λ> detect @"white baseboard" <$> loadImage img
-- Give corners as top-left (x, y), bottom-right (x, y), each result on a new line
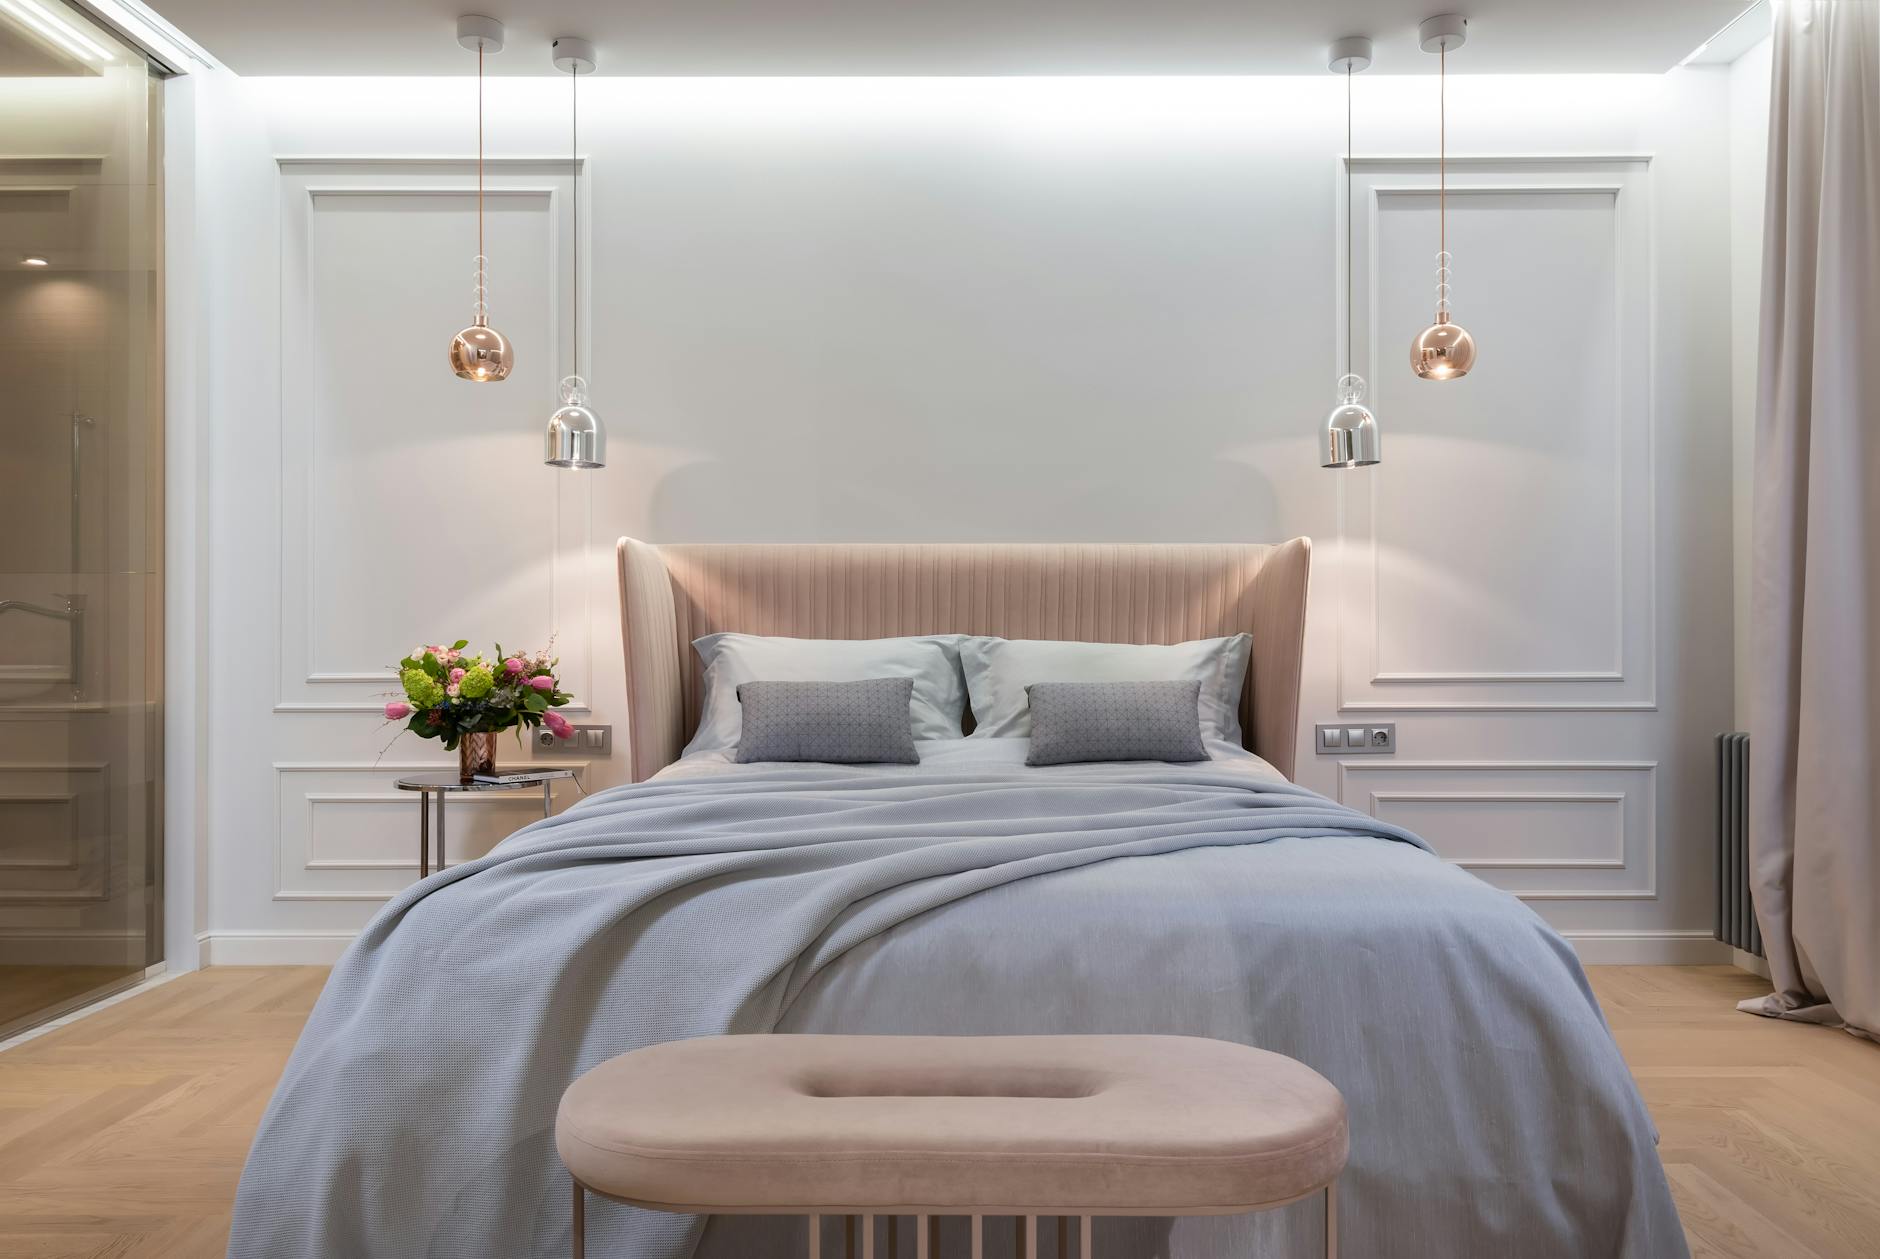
top-left (200, 928), bottom-right (1733, 968)
top-left (197, 930), bottom-right (357, 966)
top-left (1731, 947), bottom-right (1771, 978)
top-left (1564, 930), bottom-right (1732, 965)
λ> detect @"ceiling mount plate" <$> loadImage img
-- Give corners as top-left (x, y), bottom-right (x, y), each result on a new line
top-left (552, 36), bottom-right (597, 74)
top-left (456, 15), bottom-right (504, 53)
top-left (1328, 36), bottom-right (1373, 73)
top-left (1418, 13), bottom-right (1469, 53)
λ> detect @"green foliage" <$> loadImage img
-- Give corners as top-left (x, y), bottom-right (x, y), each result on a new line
top-left (384, 640), bottom-right (577, 747)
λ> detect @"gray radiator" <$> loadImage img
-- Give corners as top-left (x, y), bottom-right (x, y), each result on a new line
top-left (1716, 732), bottom-right (1763, 956)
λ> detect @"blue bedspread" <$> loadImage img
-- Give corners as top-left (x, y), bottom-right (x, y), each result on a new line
top-left (227, 766), bottom-right (1686, 1259)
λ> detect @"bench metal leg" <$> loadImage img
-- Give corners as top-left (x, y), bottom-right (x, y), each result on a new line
top-left (1325, 1181), bottom-right (1338, 1259)
top-left (570, 1177), bottom-right (584, 1259)
top-left (809, 1214), bottom-right (821, 1259)
top-left (1080, 1216), bottom-right (1092, 1259)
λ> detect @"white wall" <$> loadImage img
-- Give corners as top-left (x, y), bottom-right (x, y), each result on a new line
top-left (1729, 39), bottom-right (1772, 731)
top-left (172, 69), bottom-right (1740, 964)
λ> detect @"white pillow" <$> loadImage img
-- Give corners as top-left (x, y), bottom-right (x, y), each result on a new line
top-left (684, 634), bottom-right (969, 757)
top-left (960, 635), bottom-right (1252, 743)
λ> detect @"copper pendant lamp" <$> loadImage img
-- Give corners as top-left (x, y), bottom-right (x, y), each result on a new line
top-left (544, 36), bottom-right (604, 468)
top-left (1323, 36), bottom-right (1379, 469)
top-left (1410, 13), bottom-right (1476, 382)
top-left (449, 15), bottom-right (514, 383)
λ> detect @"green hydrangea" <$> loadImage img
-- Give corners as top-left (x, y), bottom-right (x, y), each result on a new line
top-left (401, 667), bottom-right (445, 708)
top-left (458, 664), bottom-right (495, 699)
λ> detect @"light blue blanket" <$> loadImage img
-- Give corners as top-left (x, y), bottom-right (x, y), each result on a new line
top-left (228, 766), bottom-right (1686, 1259)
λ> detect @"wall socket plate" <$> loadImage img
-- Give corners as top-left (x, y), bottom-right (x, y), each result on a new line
top-left (535, 723), bottom-right (611, 754)
top-left (1314, 722), bottom-right (1396, 755)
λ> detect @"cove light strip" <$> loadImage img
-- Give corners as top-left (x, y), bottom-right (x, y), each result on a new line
top-left (0, 0), bottom-right (115, 62)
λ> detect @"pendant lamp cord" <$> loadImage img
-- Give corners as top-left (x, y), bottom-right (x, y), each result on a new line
top-left (1437, 43), bottom-right (1448, 322)
top-left (571, 62), bottom-right (579, 382)
top-left (477, 45), bottom-right (484, 294)
top-left (1345, 63), bottom-right (1352, 382)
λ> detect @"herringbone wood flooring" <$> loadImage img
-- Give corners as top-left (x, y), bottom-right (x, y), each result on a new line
top-left (0, 965), bottom-right (1873, 1258)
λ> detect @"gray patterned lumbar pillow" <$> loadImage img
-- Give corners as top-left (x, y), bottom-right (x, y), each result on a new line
top-left (1024, 679), bottom-right (1209, 766)
top-left (734, 678), bottom-right (920, 764)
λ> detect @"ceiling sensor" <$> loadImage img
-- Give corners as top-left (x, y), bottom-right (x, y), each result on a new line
top-left (1418, 13), bottom-right (1468, 53)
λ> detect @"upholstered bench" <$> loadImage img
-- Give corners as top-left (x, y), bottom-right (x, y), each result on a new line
top-left (556, 1034), bottom-right (1347, 1257)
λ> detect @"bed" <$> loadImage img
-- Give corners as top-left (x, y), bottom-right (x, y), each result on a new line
top-left (227, 539), bottom-right (1686, 1259)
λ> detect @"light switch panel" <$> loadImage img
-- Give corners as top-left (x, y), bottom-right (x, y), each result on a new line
top-left (534, 723), bottom-right (611, 754)
top-left (1313, 722), bottom-right (1397, 755)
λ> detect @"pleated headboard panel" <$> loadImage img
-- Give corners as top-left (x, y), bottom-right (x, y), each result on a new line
top-left (616, 539), bottom-right (1312, 782)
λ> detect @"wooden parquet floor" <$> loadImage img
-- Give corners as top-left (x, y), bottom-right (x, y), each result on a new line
top-left (0, 964), bottom-right (1873, 1258)
top-left (0, 967), bottom-right (325, 1258)
top-left (1593, 966), bottom-right (1880, 1259)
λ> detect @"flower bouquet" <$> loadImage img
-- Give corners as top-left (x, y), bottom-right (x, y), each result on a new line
top-left (383, 640), bottom-right (577, 781)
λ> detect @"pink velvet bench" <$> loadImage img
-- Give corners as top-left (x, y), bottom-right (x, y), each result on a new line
top-left (555, 1034), bottom-right (1348, 1258)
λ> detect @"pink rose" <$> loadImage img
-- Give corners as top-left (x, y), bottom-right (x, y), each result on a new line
top-left (529, 675), bottom-right (555, 692)
top-left (384, 701), bottom-right (411, 720)
top-left (543, 710), bottom-right (574, 739)
top-left (503, 657), bottom-right (526, 675)
top-left (449, 667), bottom-right (465, 684)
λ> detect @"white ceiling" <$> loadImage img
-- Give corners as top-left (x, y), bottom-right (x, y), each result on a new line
top-left (143, 0), bottom-right (1759, 77)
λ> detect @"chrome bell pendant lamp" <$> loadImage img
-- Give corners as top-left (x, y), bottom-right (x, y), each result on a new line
top-left (1410, 13), bottom-right (1476, 381)
top-left (449, 15), bottom-right (514, 383)
top-left (1322, 36), bottom-right (1380, 469)
top-left (544, 36), bottom-right (604, 468)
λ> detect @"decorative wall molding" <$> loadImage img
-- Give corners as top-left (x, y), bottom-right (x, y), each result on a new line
top-left (271, 759), bottom-right (590, 902)
top-left (272, 157), bottom-right (595, 716)
top-left (0, 761), bottom-right (109, 903)
top-left (1333, 154), bottom-right (1656, 713)
top-left (1337, 759), bottom-right (1657, 901)
top-left (1361, 790), bottom-right (1627, 868)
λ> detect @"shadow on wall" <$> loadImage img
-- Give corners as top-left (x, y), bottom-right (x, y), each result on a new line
top-left (640, 452), bottom-right (1284, 543)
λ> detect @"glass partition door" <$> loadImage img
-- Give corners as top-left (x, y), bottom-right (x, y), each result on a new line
top-left (0, 0), bottom-right (163, 1039)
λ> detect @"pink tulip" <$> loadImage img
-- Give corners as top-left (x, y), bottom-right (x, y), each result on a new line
top-left (543, 711), bottom-right (574, 739)
top-left (503, 657), bottom-right (526, 675)
top-left (384, 701), bottom-right (411, 720)
top-left (529, 675), bottom-right (555, 692)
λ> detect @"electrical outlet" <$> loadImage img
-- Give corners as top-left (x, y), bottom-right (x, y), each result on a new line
top-left (535, 724), bottom-right (611, 754)
top-left (1314, 722), bottom-right (1396, 755)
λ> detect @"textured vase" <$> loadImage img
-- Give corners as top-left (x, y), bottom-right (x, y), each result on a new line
top-left (458, 732), bottom-right (497, 782)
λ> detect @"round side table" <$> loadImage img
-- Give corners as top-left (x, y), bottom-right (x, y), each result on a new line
top-left (394, 769), bottom-right (580, 878)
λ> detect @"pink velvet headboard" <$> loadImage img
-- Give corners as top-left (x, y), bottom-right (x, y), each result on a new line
top-left (616, 539), bottom-right (1312, 783)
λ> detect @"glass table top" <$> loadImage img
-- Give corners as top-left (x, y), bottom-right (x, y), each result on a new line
top-left (393, 769), bottom-right (580, 792)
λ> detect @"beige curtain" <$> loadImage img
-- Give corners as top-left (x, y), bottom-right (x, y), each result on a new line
top-left (1743, 0), bottom-right (1880, 1039)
